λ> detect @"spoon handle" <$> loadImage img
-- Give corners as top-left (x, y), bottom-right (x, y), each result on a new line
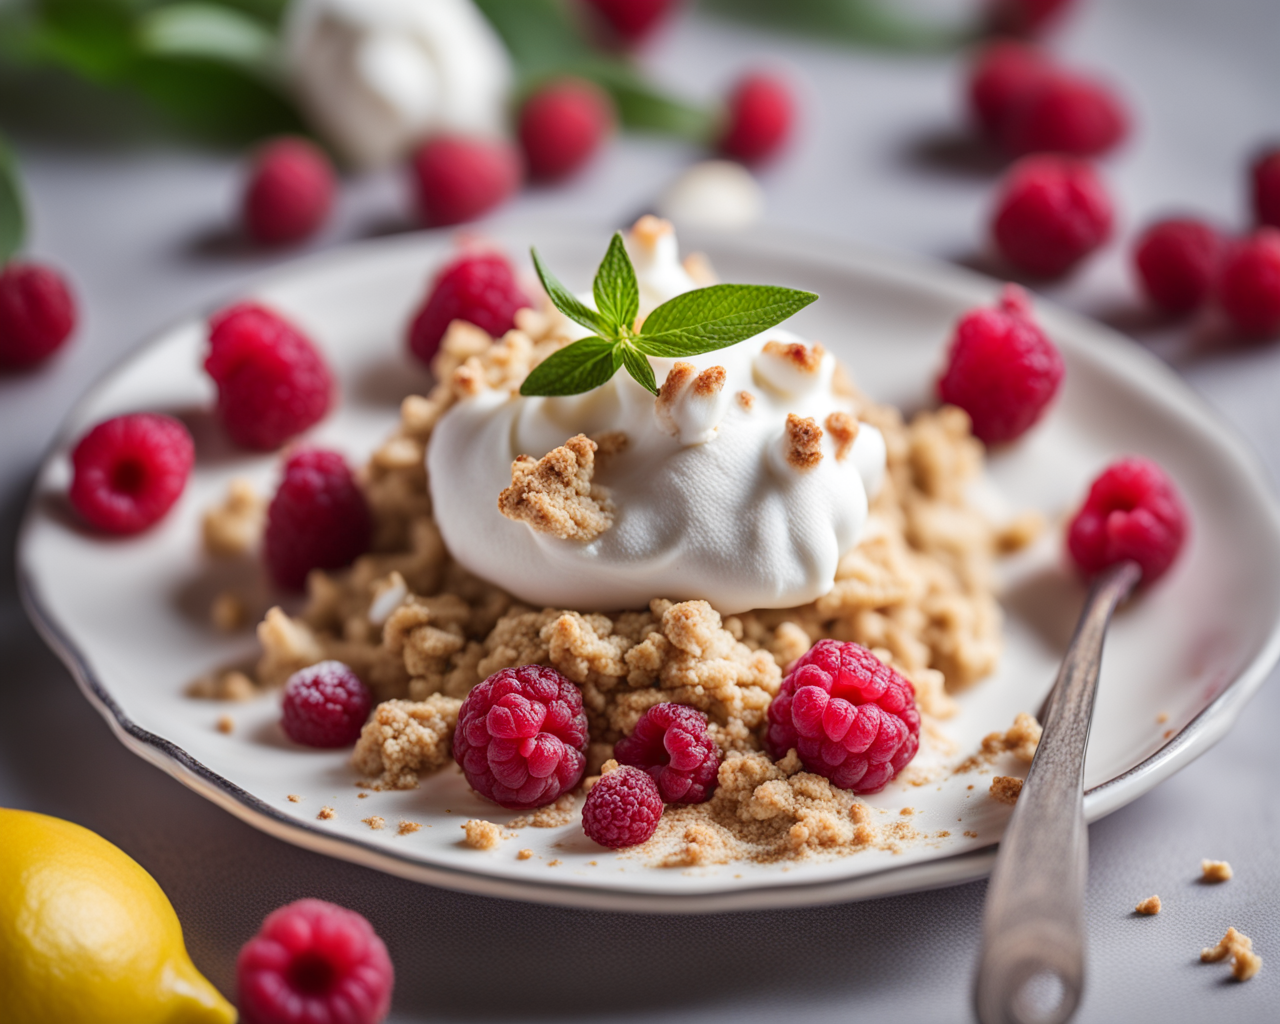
top-left (974, 559), bottom-right (1141, 1024)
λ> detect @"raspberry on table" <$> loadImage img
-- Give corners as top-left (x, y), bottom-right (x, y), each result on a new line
top-left (243, 137), bottom-right (336, 246)
top-left (584, 0), bottom-right (675, 45)
top-left (765, 639), bottom-right (921, 795)
top-left (1066, 457), bottom-right (1188, 584)
top-left (263, 448), bottom-right (372, 591)
top-left (518, 77), bottom-right (613, 181)
top-left (613, 703), bottom-right (720, 803)
top-left (999, 71), bottom-right (1128, 158)
top-left (1133, 218), bottom-right (1224, 315)
top-left (992, 155), bottom-right (1113, 277)
top-left (281, 661), bottom-right (372, 748)
top-left (453, 665), bottom-right (588, 809)
top-left (1251, 149), bottom-right (1280, 229)
top-left (581, 765), bottom-right (664, 849)
top-left (1218, 228), bottom-right (1280, 338)
top-left (411, 136), bottom-right (522, 227)
top-left (69, 413), bottom-right (195, 534)
top-left (968, 41), bottom-right (1054, 142)
top-left (0, 262), bottom-right (76, 369)
top-left (407, 251), bottom-right (530, 366)
top-left (719, 73), bottom-right (794, 165)
top-left (205, 302), bottom-right (333, 451)
top-left (937, 284), bottom-right (1064, 445)
top-left (237, 898), bottom-right (393, 1024)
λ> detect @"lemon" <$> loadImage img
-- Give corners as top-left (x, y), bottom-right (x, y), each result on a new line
top-left (0, 807), bottom-right (237, 1024)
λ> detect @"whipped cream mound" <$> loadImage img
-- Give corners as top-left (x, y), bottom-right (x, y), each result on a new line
top-left (427, 221), bottom-right (886, 615)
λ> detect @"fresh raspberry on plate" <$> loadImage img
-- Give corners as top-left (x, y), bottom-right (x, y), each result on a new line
top-left (1218, 228), bottom-right (1280, 337)
top-left (243, 137), bottom-right (336, 246)
top-left (999, 71), bottom-right (1128, 158)
top-left (411, 136), bottom-right (522, 227)
top-left (263, 449), bottom-right (372, 591)
top-left (1133, 218), bottom-right (1224, 315)
top-left (937, 284), bottom-right (1064, 445)
top-left (1066, 457), bottom-right (1188, 584)
top-left (992, 155), bottom-right (1113, 277)
top-left (765, 639), bottom-right (920, 794)
top-left (0, 262), bottom-right (76, 369)
top-left (614, 703), bottom-right (720, 803)
top-left (281, 661), bottom-right (372, 748)
top-left (205, 302), bottom-right (333, 451)
top-left (407, 251), bottom-right (530, 366)
top-left (581, 765), bottom-right (664, 848)
top-left (453, 665), bottom-right (588, 809)
top-left (719, 73), bottom-right (794, 164)
top-left (584, 0), bottom-right (675, 45)
top-left (237, 898), bottom-right (393, 1024)
top-left (68, 413), bottom-right (195, 534)
top-left (1251, 148), bottom-right (1280, 228)
top-left (518, 77), bottom-right (613, 181)
top-left (968, 41), bottom-right (1054, 141)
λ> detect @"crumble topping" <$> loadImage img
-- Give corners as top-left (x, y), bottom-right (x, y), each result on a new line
top-left (462, 819), bottom-right (506, 849)
top-left (737, 390), bottom-right (755, 411)
top-left (989, 776), bottom-right (1023, 804)
top-left (784, 413), bottom-right (823, 470)
top-left (1135, 895), bottom-right (1161, 915)
top-left (1201, 926), bottom-right (1262, 981)
top-left (498, 433), bottom-right (614, 542)
top-left (350, 694), bottom-right (462, 790)
top-left (210, 592), bottom-right (249, 632)
top-left (958, 712), bottom-right (1042, 771)
top-left (825, 411), bottom-right (859, 461)
top-left (186, 669), bottom-right (258, 701)
top-left (1201, 859), bottom-right (1233, 883)
top-left (202, 477), bottom-right (265, 557)
top-left (763, 338), bottom-right (825, 373)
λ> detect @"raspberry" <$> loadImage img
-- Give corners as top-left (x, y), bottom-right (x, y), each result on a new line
top-left (718, 73), bottom-right (794, 165)
top-left (281, 661), bottom-right (372, 748)
top-left (584, 0), bottom-right (674, 45)
top-left (518, 78), bottom-right (613, 181)
top-left (243, 137), bottom-right (335, 246)
top-left (68, 413), bottom-right (195, 534)
top-left (992, 155), bottom-right (1113, 277)
top-left (613, 703), bottom-right (720, 803)
top-left (0, 262), bottom-right (76, 369)
top-left (1066, 457), bottom-right (1188, 584)
top-left (237, 898), bottom-right (393, 1024)
top-left (263, 449), bottom-right (372, 591)
top-left (999, 72), bottom-right (1128, 158)
top-left (1253, 149), bottom-right (1280, 229)
top-left (937, 284), bottom-right (1064, 445)
top-left (581, 765), bottom-right (664, 849)
top-left (968, 41), bottom-right (1053, 141)
top-left (411, 136), bottom-right (522, 227)
top-left (765, 640), bottom-right (920, 794)
top-left (205, 303), bottom-right (333, 451)
top-left (453, 665), bottom-right (588, 809)
top-left (987, 0), bottom-right (1075, 36)
top-left (407, 252), bottom-right (530, 366)
top-left (1219, 229), bottom-right (1280, 338)
top-left (1133, 218), bottom-right (1224, 315)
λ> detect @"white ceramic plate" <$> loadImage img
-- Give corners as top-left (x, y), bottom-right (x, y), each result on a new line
top-left (20, 222), bottom-right (1280, 913)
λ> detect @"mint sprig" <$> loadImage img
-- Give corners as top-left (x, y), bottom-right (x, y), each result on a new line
top-left (520, 234), bottom-right (818, 398)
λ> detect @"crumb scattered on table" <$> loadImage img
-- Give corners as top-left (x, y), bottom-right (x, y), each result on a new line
top-left (989, 776), bottom-right (1023, 805)
top-left (1135, 895), bottom-right (1161, 915)
top-left (1201, 926), bottom-right (1262, 981)
top-left (317, 806), bottom-right (335, 820)
top-left (1201, 859), bottom-right (1233, 883)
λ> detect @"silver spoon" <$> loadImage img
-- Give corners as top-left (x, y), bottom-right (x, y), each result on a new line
top-left (974, 558), bottom-right (1142, 1024)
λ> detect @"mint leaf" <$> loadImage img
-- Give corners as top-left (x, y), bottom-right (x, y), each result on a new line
top-left (620, 344), bottom-right (657, 395)
top-left (531, 246), bottom-right (610, 336)
top-left (520, 337), bottom-right (621, 397)
top-left (0, 133), bottom-right (25, 264)
top-left (593, 232), bottom-right (639, 332)
top-left (634, 285), bottom-right (818, 356)
top-left (137, 4), bottom-right (276, 73)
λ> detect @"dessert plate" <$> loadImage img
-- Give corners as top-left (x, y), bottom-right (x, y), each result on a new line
top-left (20, 222), bottom-right (1280, 913)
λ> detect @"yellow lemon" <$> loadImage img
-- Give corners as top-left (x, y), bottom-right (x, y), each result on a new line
top-left (0, 807), bottom-right (237, 1024)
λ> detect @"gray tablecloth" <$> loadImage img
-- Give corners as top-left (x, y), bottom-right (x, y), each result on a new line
top-left (2, 1), bottom-right (1278, 1020)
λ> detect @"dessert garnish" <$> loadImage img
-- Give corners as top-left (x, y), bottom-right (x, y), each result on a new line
top-left (0, 260), bottom-right (76, 368)
top-left (1133, 218), bottom-right (1224, 316)
top-left (991, 154), bottom-right (1113, 277)
top-left (280, 661), bottom-right (373, 748)
top-left (614, 703), bottom-right (721, 803)
top-left (242, 136), bottom-right (335, 247)
top-left (407, 250), bottom-right (531, 366)
top-left (581, 761), bottom-right (664, 849)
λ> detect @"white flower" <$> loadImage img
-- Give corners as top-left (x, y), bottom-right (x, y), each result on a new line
top-left (282, 0), bottom-right (514, 169)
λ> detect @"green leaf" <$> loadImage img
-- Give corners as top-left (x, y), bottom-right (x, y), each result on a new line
top-left (701, 0), bottom-right (973, 52)
top-left (520, 337), bottom-right (622, 397)
top-left (531, 246), bottom-right (610, 336)
top-left (620, 343), bottom-right (657, 395)
top-left (0, 133), bottom-right (26, 263)
top-left (635, 285), bottom-right (819, 355)
top-left (592, 232), bottom-right (638, 333)
top-left (137, 4), bottom-right (277, 74)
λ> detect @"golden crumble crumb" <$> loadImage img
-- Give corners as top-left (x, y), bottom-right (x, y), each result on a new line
top-left (508, 792), bottom-right (577, 829)
top-left (202, 477), bottom-right (265, 557)
top-left (351, 694), bottom-right (462, 790)
top-left (763, 338), bottom-right (824, 373)
top-left (936, 830), bottom-right (951, 838)
top-left (215, 715), bottom-right (234, 734)
top-left (256, 607), bottom-right (325, 688)
top-left (959, 713), bottom-right (1042, 771)
top-left (397, 819), bottom-right (422, 836)
top-left (498, 434), bottom-right (613, 541)
top-left (362, 815), bottom-right (386, 830)
top-left (600, 758), bottom-right (620, 775)
top-left (631, 214), bottom-right (673, 248)
top-left (824, 411), bottom-right (859, 461)
top-left (591, 430), bottom-right (629, 458)
top-left (899, 807), bottom-right (914, 816)
top-left (737, 390), bottom-right (755, 411)
top-left (357, 792), bottom-right (369, 799)
top-left (211, 592), bottom-right (249, 632)
top-left (287, 794), bottom-right (302, 803)
top-left (994, 510), bottom-right (1045, 554)
top-left (1135, 895), bottom-right (1161, 915)
top-left (1156, 711), bottom-right (1169, 724)
top-left (784, 413), bottom-right (823, 470)
top-left (964, 830), bottom-right (978, 838)
top-left (989, 776), bottom-right (1023, 805)
top-left (682, 250), bottom-right (717, 286)
top-left (317, 806), bottom-right (335, 820)
top-left (548, 859), bottom-right (562, 867)
top-left (693, 365), bottom-right (727, 397)
top-left (463, 819), bottom-right (505, 849)
top-left (186, 669), bottom-right (258, 701)
top-left (1163, 729), bottom-right (1174, 739)
top-left (1201, 859), bottom-right (1233, 883)
top-left (1201, 926), bottom-right (1262, 981)
top-left (517, 848), bottom-right (534, 860)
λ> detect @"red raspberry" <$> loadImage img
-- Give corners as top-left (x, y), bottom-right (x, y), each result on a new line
top-left (719, 73), bottom-right (794, 165)
top-left (281, 661), bottom-right (372, 748)
top-left (999, 72), bottom-right (1128, 158)
top-left (68, 413), bottom-right (194, 534)
top-left (613, 703), bottom-right (720, 803)
top-left (263, 449), bottom-right (372, 591)
top-left (205, 303), bottom-right (333, 451)
top-left (237, 898), bottom-right (393, 1024)
top-left (1066, 457), bottom-right (1188, 584)
top-left (1253, 149), bottom-right (1280, 229)
top-left (581, 765), bottom-right (664, 849)
top-left (453, 665), bottom-right (588, 809)
top-left (0, 262), bottom-right (76, 369)
top-left (992, 155), bottom-right (1113, 277)
top-left (765, 640), bottom-right (920, 795)
top-left (518, 78), bottom-right (613, 181)
top-left (1133, 218), bottom-right (1224, 315)
top-left (987, 0), bottom-right (1075, 36)
top-left (937, 284), bottom-right (1064, 445)
top-left (243, 137), bottom-right (336, 246)
top-left (407, 252), bottom-right (530, 366)
top-left (583, 0), bottom-right (675, 45)
top-left (968, 41), bottom-right (1054, 141)
top-left (1219, 229), bottom-right (1280, 338)
top-left (411, 136), bottom-right (522, 227)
